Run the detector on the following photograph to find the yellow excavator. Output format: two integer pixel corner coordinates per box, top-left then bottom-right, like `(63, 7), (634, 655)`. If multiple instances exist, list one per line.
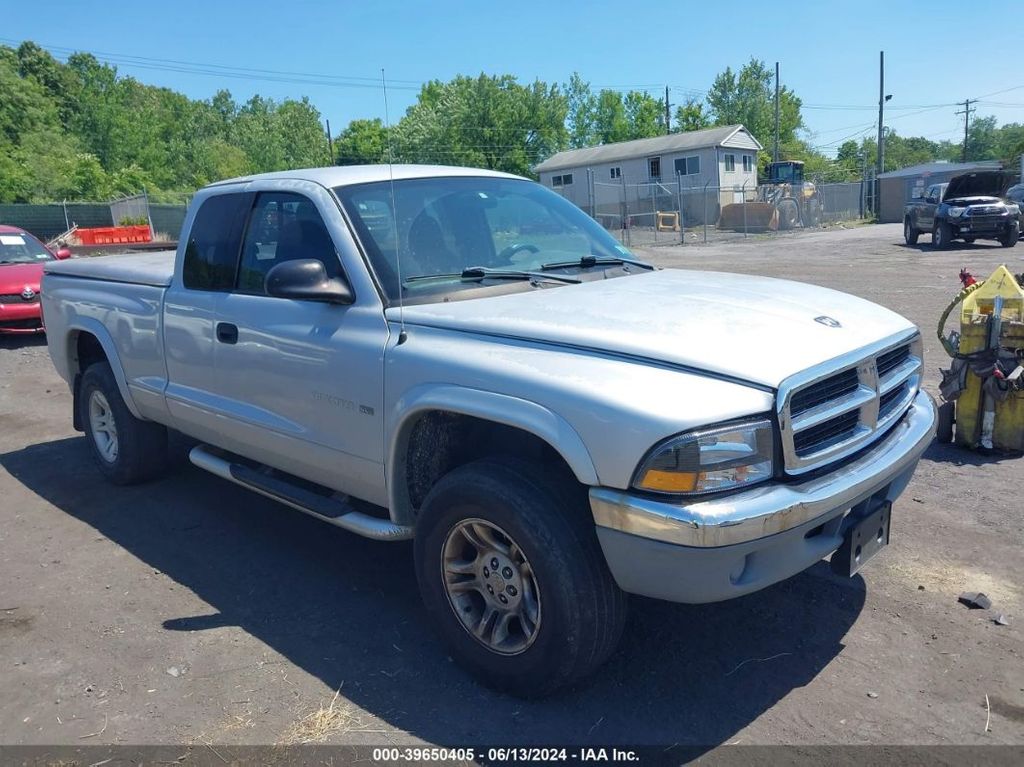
(718, 160), (823, 232)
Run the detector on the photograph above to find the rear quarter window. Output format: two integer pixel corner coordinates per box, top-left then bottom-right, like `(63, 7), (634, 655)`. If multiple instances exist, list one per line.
(182, 192), (253, 291)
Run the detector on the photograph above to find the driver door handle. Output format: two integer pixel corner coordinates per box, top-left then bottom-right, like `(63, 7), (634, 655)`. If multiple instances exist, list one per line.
(216, 322), (238, 344)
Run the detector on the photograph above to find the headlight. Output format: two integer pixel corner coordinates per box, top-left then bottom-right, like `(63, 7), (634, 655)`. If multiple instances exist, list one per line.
(632, 418), (774, 495)
(1007, 204), (1020, 216)
(947, 206), (967, 218)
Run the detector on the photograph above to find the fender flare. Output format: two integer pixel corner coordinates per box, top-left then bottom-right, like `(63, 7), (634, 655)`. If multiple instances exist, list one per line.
(387, 384), (600, 522)
(65, 317), (143, 420)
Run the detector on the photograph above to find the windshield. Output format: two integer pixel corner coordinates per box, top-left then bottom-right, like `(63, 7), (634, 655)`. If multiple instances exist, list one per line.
(0, 231), (54, 265)
(335, 176), (635, 301)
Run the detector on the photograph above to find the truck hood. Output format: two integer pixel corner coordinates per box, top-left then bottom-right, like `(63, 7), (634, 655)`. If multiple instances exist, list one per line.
(945, 170), (1012, 200)
(392, 270), (916, 389)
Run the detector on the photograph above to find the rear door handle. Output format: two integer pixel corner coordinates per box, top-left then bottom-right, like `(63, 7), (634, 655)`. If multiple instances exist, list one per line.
(216, 322), (238, 344)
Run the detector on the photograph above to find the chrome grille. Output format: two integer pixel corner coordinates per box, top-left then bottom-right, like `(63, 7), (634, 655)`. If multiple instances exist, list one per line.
(968, 206), (1003, 216)
(778, 333), (922, 475)
(0, 293), (39, 304)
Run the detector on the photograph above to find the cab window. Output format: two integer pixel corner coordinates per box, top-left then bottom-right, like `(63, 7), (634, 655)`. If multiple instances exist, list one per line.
(182, 192), (252, 291)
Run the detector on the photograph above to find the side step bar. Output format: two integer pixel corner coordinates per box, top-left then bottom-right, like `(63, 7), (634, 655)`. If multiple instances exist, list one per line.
(189, 445), (414, 541)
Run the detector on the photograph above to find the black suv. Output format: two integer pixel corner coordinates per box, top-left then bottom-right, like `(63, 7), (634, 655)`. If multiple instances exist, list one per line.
(904, 171), (1019, 248)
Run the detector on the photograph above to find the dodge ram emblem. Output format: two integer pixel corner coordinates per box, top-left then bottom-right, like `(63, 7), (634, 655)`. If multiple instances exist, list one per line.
(814, 315), (841, 328)
(21, 286), (36, 301)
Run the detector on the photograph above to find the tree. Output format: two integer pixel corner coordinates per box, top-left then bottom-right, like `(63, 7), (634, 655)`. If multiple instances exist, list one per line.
(705, 58), (802, 155)
(593, 90), (630, 144)
(624, 91), (665, 138)
(673, 97), (709, 133)
(565, 72), (597, 148)
(391, 74), (567, 176)
(965, 116), (999, 161)
(335, 118), (388, 165)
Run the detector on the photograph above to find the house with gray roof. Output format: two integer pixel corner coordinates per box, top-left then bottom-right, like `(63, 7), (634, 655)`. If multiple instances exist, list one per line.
(534, 124), (762, 225)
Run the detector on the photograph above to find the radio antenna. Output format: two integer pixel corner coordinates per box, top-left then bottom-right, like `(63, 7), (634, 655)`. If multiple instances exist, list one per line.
(381, 68), (406, 343)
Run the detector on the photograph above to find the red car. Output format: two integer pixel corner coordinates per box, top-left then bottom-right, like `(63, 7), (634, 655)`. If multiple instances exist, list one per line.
(0, 225), (72, 334)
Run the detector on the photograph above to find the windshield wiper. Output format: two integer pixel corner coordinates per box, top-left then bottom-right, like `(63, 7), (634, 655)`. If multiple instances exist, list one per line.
(540, 255), (654, 271)
(403, 267), (581, 285)
(461, 266), (581, 284)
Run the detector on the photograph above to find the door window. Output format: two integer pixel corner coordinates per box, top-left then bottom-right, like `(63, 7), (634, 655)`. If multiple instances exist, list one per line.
(236, 192), (341, 295)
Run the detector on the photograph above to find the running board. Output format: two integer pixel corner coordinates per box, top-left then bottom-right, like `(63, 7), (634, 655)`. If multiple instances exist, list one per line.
(188, 445), (413, 541)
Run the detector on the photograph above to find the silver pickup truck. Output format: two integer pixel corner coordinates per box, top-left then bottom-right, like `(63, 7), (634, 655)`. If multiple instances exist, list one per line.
(42, 165), (935, 696)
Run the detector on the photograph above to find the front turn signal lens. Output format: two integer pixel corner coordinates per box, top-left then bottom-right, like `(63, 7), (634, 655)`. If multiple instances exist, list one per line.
(633, 418), (774, 496)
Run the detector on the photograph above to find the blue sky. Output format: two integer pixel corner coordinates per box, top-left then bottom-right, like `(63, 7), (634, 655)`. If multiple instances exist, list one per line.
(5, 0), (1023, 155)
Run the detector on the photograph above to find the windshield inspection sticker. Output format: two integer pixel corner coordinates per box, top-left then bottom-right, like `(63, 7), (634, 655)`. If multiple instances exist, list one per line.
(0, 235), (26, 245)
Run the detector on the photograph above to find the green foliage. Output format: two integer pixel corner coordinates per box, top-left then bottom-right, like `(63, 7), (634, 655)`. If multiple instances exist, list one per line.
(4, 40), (1022, 203)
(0, 42), (329, 203)
(117, 215), (149, 226)
(389, 74), (568, 177)
(673, 97), (710, 133)
(335, 118), (389, 165)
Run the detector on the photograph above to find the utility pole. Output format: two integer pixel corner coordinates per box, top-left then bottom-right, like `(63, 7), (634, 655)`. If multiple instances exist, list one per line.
(876, 52), (891, 217)
(325, 119), (334, 166)
(773, 62), (780, 163)
(956, 99), (976, 162)
(664, 85), (671, 134)
(876, 51), (885, 179)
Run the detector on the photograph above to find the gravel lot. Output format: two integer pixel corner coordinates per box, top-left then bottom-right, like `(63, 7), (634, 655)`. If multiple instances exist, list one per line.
(0, 223), (1022, 749)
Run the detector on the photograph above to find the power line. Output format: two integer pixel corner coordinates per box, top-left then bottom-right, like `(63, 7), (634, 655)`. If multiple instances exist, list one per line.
(0, 37), (424, 90)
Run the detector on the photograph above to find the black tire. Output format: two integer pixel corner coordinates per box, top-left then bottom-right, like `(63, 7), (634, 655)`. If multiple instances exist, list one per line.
(414, 457), (627, 697)
(936, 401), (955, 444)
(777, 199), (798, 230)
(1000, 222), (1019, 248)
(804, 198), (822, 227)
(904, 218), (919, 245)
(78, 362), (168, 485)
(932, 221), (952, 249)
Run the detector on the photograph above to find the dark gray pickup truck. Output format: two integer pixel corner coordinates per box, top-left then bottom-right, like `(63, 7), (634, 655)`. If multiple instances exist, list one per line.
(903, 170), (1019, 249)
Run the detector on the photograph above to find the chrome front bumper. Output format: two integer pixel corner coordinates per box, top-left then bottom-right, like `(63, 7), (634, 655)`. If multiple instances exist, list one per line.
(591, 389), (936, 549)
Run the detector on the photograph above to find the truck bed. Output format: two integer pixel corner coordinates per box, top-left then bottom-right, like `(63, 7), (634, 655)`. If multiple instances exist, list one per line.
(44, 251), (176, 287)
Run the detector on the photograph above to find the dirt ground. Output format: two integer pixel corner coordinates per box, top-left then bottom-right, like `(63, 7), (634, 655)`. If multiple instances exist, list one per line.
(0, 223), (1022, 750)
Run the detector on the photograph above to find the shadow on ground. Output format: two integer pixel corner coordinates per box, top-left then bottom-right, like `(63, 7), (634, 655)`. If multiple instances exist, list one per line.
(0, 334), (47, 350)
(1, 436), (866, 747)
(923, 440), (1022, 466)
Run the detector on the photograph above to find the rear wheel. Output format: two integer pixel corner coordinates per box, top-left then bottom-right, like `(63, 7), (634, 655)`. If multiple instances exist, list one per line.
(936, 401), (955, 444)
(904, 218), (919, 245)
(932, 221), (952, 249)
(1000, 222), (1019, 247)
(414, 457), (627, 697)
(78, 362), (168, 485)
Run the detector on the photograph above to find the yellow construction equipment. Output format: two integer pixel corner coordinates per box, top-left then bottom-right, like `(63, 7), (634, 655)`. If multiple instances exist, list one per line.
(656, 211), (680, 232)
(937, 265), (1024, 452)
(718, 161), (823, 232)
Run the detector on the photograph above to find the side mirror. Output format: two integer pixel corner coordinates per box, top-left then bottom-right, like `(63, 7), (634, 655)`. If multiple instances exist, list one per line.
(265, 259), (354, 305)
(55, 247), (73, 260)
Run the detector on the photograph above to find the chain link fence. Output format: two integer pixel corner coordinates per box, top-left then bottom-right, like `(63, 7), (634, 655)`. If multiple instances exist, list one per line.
(0, 195), (187, 244)
(561, 169), (870, 249)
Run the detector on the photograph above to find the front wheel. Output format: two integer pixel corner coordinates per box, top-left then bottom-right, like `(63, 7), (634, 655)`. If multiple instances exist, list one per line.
(904, 218), (919, 245)
(414, 458), (627, 697)
(78, 362), (168, 485)
(1000, 222), (1020, 248)
(932, 222), (952, 249)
